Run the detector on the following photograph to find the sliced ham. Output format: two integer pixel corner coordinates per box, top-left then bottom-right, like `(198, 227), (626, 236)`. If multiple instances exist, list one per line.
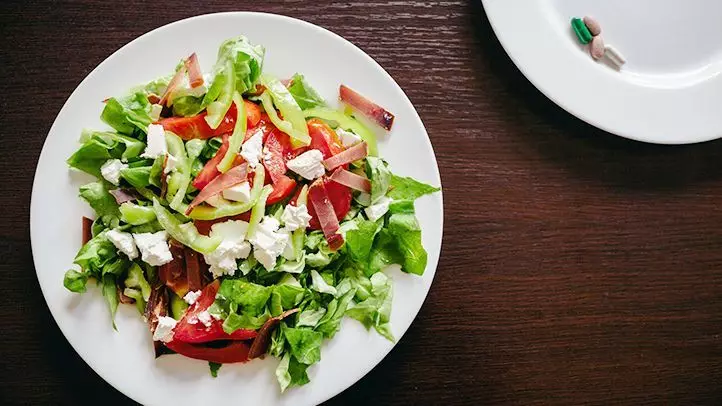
(322, 141), (368, 171)
(248, 308), (299, 359)
(339, 85), (395, 130)
(109, 188), (137, 204)
(184, 53), (204, 88)
(185, 164), (248, 215)
(309, 179), (344, 251)
(82, 216), (93, 245)
(329, 168), (371, 193)
(159, 64), (188, 106)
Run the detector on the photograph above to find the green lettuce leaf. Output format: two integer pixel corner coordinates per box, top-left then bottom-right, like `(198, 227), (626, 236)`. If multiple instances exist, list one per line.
(365, 157), (391, 204)
(79, 182), (120, 219)
(310, 269), (337, 296)
(276, 353), (310, 392)
(283, 326), (323, 365)
(222, 309), (270, 332)
(101, 92), (152, 134)
(218, 279), (272, 316)
(287, 73), (326, 110)
(101, 274), (119, 330)
(296, 308), (326, 328)
(345, 272), (394, 342)
(209, 362), (222, 378)
(67, 131), (145, 177)
(63, 269), (89, 293)
(386, 210), (427, 275)
(315, 288), (357, 338)
(73, 232), (118, 275)
(344, 218), (381, 268)
(120, 166), (151, 189)
(388, 175), (440, 201)
(172, 96), (204, 117)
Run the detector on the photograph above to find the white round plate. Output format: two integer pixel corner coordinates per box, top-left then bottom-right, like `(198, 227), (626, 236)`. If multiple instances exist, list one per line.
(483, 0), (722, 144)
(30, 12), (442, 406)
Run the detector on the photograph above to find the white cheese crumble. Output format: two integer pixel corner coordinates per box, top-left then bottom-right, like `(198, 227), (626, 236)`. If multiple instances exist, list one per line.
(100, 159), (127, 186)
(153, 316), (177, 343)
(197, 310), (213, 328)
(203, 220), (251, 278)
(286, 149), (325, 180)
(164, 154), (180, 174)
(149, 104), (163, 121)
(183, 290), (201, 305)
(205, 194), (231, 208)
(141, 124), (168, 159)
(336, 128), (362, 148)
(281, 204), (312, 231)
(105, 228), (138, 260)
(240, 129), (264, 168)
(133, 231), (173, 266)
(222, 181), (252, 203)
(250, 216), (289, 271)
(364, 196), (392, 222)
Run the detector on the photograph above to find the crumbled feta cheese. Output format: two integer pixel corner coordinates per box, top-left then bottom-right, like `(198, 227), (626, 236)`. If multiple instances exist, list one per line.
(203, 220), (252, 278)
(141, 124), (168, 159)
(152, 316), (177, 343)
(197, 310), (213, 328)
(262, 147), (273, 164)
(133, 231), (173, 266)
(222, 182), (252, 203)
(183, 290), (201, 305)
(250, 216), (289, 271)
(286, 149), (325, 180)
(364, 196), (391, 222)
(281, 204), (312, 231)
(240, 129), (264, 168)
(164, 154), (179, 174)
(100, 159), (127, 186)
(149, 104), (163, 121)
(336, 128), (362, 148)
(105, 228), (138, 260)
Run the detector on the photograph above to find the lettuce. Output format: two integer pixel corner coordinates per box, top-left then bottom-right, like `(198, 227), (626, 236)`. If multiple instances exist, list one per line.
(287, 74), (326, 110)
(120, 166), (151, 189)
(101, 274), (120, 329)
(259, 76), (310, 147)
(67, 131), (145, 177)
(388, 175), (440, 201)
(172, 96), (204, 117)
(315, 288), (356, 338)
(63, 269), (89, 293)
(345, 272), (394, 342)
(365, 157), (391, 204)
(283, 326), (323, 365)
(386, 208), (427, 275)
(275, 353), (310, 392)
(101, 92), (152, 134)
(79, 182), (119, 219)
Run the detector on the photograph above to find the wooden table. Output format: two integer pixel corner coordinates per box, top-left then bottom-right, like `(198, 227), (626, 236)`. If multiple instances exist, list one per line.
(3, 1), (722, 404)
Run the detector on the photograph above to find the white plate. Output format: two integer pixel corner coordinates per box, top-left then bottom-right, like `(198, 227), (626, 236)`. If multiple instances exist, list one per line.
(30, 12), (442, 406)
(483, 0), (722, 144)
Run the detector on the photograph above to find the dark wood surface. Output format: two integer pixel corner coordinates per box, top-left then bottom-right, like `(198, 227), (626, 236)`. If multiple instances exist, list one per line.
(3, 1), (722, 405)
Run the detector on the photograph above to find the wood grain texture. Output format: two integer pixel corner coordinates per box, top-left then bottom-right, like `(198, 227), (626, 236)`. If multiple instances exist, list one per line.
(2, 0), (722, 404)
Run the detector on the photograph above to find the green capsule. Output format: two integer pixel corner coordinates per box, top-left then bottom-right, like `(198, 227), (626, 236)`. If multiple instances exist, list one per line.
(571, 17), (592, 44)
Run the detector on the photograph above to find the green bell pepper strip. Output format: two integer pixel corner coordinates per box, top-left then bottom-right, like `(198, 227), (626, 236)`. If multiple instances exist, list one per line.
(187, 166), (266, 220)
(119, 203), (156, 225)
(246, 185), (274, 241)
(204, 60), (236, 129)
(291, 185), (309, 260)
(259, 76), (310, 147)
(216, 92), (246, 173)
(152, 198), (221, 254)
(303, 107), (378, 156)
(164, 132), (192, 212)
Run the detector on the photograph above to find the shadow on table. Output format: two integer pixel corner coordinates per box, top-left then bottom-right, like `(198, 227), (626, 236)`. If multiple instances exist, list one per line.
(467, 1), (722, 192)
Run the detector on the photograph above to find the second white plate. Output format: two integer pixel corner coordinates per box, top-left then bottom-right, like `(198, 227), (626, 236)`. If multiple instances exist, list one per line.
(483, 0), (722, 144)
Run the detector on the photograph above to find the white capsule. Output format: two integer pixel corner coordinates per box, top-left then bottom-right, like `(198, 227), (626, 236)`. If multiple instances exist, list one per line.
(604, 44), (626, 68)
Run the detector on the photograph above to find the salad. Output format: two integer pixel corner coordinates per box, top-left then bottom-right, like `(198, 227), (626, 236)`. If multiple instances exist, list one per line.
(63, 35), (439, 391)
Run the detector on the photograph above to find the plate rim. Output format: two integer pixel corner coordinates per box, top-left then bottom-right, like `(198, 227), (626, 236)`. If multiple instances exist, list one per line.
(30, 11), (443, 405)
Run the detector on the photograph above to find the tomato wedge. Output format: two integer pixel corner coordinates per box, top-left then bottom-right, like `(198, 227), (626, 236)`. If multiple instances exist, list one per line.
(159, 101), (261, 141)
(173, 280), (257, 344)
(192, 133), (229, 191)
(307, 118), (344, 159)
(266, 175), (297, 205)
(263, 130), (294, 184)
(294, 177), (351, 230)
(165, 340), (251, 364)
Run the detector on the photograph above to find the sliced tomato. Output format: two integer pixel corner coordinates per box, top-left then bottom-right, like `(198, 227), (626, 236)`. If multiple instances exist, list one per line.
(307, 118), (345, 159)
(263, 130), (294, 184)
(194, 213), (252, 236)
(294, 177), (351, 230)
(165, 340), (251, 364)
(266, 175), (297, 205)
(159, 103), (236, 140)
(173, 280), (257, 344)
(245, 100), (262, 129)
(192, 133), (230, 190)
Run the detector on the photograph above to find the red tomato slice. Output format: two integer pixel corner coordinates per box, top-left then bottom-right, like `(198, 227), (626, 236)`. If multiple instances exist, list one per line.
(245, 100), (262, 128)
(159, 101), (261, 141)
(293, 177), (351, 230)
(173, 281), (257, 344)
(307, 118), (345, 159)
(165, 340), (251, 364)
(263, 130), (294, 184)
(192, 133), (230, 191)
(266, 175), (297, 205)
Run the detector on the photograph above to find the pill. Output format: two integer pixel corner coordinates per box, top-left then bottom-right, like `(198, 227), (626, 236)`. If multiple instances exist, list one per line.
(571, 17), (592, 44)
(604, 44), (626, 68)
(590, 36), (605, 60)
(583, 16), (602, 36)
